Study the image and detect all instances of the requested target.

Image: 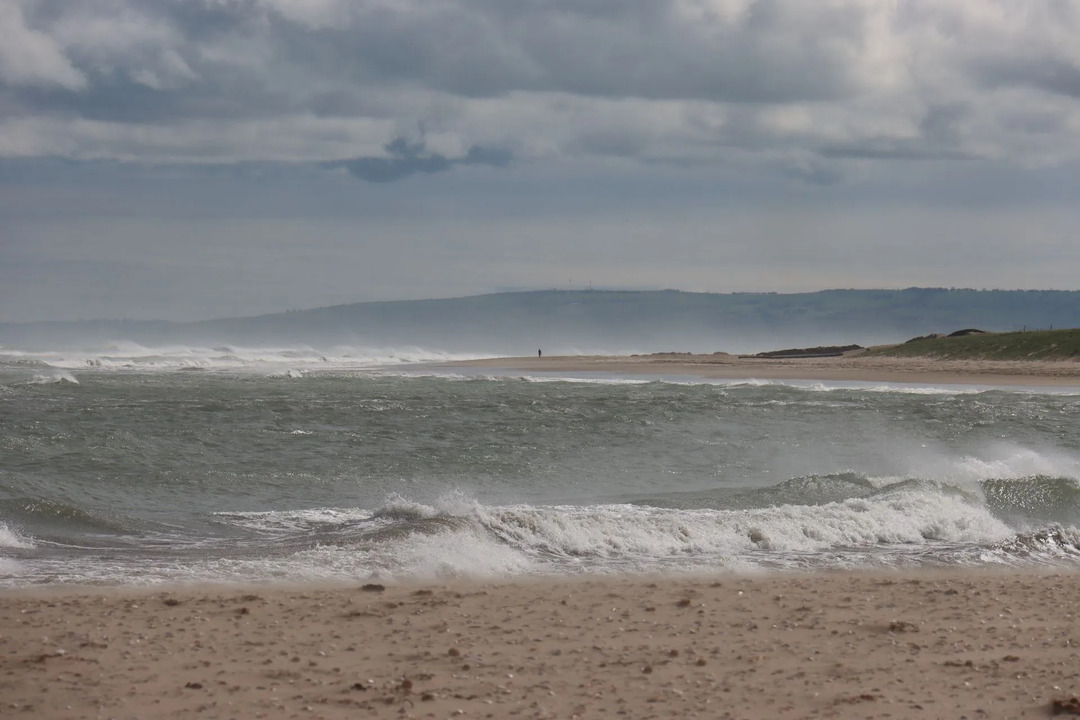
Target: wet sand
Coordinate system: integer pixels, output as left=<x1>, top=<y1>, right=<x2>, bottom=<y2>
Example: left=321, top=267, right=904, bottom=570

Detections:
left=442, top=353, right=1080, bottom=387
left=2, top=570, right=1080, bottom=719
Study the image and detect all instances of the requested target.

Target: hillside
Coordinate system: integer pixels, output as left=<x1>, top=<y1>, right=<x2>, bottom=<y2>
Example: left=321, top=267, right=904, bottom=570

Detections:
left=866, top=329, right=1080, bottom=361
left=3, top=288, right=1080, bottom=354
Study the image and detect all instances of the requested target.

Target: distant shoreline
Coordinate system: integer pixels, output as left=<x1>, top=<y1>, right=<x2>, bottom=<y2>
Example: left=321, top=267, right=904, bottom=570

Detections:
left=440, top=352, right=1080, bottom=387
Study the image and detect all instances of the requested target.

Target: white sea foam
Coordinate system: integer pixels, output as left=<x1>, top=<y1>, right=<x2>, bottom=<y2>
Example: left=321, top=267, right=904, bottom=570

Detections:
left=949, top=448, right=1080, bottom=483
left=213, top=481, right=1023, bottom=568
left=359, top=526, right=536, bottom=580
left=6, top=488, right=1070, bottom=587
left=470, top=491, right=1012, bottom=561
left=898, top=442, right=1080, bottom=488
left=410, top=370, right=1026, bottom=395
left=0, top=523, right=34, bottom=549
left=178, top=529, right=536, bottom=585
left=28, top=372, right=79, bottom=385
left=2, top=342, right=490, bottom=374
left=213, top=507, right=377, bottom=534
left=337, top=483, right=1020, bottom=576
left=520, top=375, right=653, bottom=385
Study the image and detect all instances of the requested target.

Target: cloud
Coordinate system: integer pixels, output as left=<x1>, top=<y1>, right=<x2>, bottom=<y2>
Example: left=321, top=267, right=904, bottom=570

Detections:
left=0, top=0, right=86, bottom=90
left=339, top=137, right=510, bottom=182
left=0, top=0, right=1079, bottom=174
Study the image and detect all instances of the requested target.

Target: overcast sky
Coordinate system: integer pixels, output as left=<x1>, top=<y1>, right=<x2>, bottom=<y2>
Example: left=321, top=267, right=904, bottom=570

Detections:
left=3, top=0, right=1080, bottom=322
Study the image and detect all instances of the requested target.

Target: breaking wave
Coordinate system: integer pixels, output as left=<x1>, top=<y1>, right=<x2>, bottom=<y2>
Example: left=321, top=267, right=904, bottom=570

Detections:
left=189, top=476, right=1080, bottom=583
left=0, top=523, right=34, bottom=550
left=0, top=342, right=488, bottom=374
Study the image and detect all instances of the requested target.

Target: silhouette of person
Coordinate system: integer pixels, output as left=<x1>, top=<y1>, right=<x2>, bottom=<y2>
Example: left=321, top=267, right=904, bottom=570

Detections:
left=538, top=349, right=542, bottom=358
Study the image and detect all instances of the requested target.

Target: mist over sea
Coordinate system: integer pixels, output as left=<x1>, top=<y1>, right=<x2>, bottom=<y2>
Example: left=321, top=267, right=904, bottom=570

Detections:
left=2, top=342, right=1080, bottom=587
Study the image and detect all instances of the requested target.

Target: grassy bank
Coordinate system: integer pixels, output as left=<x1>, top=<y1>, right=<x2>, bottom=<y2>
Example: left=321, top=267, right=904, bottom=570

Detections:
left=867, top=329, right=1080, bottom=360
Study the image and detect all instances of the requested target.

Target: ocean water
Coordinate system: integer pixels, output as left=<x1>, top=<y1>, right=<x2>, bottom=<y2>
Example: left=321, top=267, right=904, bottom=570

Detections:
left=2, top=344, right=1080, bottom=587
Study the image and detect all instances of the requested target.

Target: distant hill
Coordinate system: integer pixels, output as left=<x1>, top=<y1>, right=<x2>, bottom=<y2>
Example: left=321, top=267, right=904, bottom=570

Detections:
left=867, top=328, right=1080, bottom=361
left=2, top=288, right=1080, bottom=354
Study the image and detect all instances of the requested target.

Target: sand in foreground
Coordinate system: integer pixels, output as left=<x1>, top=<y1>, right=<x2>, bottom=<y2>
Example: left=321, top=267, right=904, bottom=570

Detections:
left=441, top=353, right=1080, bottom=386
left=3, top=571, right=1080, bottom=719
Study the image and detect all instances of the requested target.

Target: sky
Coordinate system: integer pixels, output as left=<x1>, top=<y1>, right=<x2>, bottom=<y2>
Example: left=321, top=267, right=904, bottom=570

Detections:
left=3, top=0, right=1080, bottom=322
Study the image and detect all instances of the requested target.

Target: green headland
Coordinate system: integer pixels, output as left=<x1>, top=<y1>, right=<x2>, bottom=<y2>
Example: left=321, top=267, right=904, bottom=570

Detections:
left=867, top=329, right=1080, bottom=361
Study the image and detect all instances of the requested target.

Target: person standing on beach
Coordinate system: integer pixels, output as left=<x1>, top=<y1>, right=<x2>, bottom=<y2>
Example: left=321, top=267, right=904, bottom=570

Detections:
left=538, top=349, right=542, bottom=358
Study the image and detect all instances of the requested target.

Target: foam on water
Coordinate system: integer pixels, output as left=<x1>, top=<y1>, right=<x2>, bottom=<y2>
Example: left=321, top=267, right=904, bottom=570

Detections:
left=27, top=372, right=79, bottom=385
left=409, top=370, right=1055, bottom=397
left=214, top=507, right=378, bottom=535
left=2, top=342, right=490, bottom=374
left=181, top=527, right=536, bottom=585
left=0, top=523, right=34, bottom=549
left=474, top=490, right=1011, bottom=560
left=200, top=483, right=1019, bottom=578
left=4, top=488, right=1077, bottom=587
left=211, top=483, right=1022, bottom=577
left=899, top=442, right=1080, bottom=489
left=360, top=525, right=536, bottom=580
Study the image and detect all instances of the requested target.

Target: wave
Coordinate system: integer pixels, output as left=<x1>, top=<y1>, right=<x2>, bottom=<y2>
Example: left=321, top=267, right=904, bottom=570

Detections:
left=7, top=476, right=1080, bottom=587
left=396, top=370, right=1076, bottom=397
left=200, top=476, right=1080, bottom=559
left=0, top=341, right=490, bottom=374
left=474, top=490, right=1012, bottom=559
left=27, top=372, right=79, bottom=385
left=204, top=477, right=1080, bottom=580
left=0, top=355, right=51, bottom=368
left=982, top=476, right=1080, bottom=526
left=0, top=498, right=132, bottom=534
left=640, top=473, right=1080, bottom=526
left=713, top=379, right=987, bottom=395
left=997, top=527, right=1080, bottom=559
left=0, top=523, right=34, bottom=549
left=0, top=498, right=188, bottom=551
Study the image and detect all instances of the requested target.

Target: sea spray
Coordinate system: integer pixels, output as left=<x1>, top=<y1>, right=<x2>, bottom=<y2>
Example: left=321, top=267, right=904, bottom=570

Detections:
left=0, top=523, right=33, bottom=550
left=1, top=343, right=489, bottom=373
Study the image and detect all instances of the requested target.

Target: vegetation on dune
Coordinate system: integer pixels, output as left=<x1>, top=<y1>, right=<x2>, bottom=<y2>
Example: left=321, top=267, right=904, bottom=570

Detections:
left=867, top=329, right=1080, bottom=361
left=756, top=345, right=863, bottom=359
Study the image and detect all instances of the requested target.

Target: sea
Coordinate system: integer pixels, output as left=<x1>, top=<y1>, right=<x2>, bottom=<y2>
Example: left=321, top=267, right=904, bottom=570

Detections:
left=2, top=342, right=1080, bottom=588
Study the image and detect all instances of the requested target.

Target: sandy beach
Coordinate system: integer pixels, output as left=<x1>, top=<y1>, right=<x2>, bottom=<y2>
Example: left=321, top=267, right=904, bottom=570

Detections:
left=2, top=570, right=1079, bottom=719
left=5, top=356, right=1080, bottom=719
left=442, top=353, right=1080, bottom=387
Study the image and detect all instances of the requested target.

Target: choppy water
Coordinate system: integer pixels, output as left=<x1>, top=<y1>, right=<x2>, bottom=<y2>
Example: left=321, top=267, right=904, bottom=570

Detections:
left=2, top=345, right=1080, bottom=586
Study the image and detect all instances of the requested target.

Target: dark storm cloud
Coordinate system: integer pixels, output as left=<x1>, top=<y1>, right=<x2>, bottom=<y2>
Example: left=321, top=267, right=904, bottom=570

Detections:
left=338, top=138, right=511, bottom=183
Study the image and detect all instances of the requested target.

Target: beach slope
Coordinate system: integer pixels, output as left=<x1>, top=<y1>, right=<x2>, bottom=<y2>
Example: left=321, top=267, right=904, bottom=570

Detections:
left=3, top=571, right=1079, bottom=719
